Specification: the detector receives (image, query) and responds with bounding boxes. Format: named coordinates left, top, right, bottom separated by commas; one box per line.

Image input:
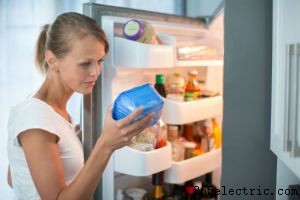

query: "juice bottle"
left=185, top=70, right=201, bottom=99
left=212, top=118, right=222, bottom=148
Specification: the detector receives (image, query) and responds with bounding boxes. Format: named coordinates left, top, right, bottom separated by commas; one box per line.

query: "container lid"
left=123, top=19, right=144, bottom=40
left=155, top=74, right=165, bottom=84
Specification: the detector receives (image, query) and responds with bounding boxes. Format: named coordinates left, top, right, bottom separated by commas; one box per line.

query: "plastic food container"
left=112, top=83, right=164, bottom=126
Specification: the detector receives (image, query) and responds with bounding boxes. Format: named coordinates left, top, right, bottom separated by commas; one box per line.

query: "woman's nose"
left=90, top=63, right=101, bottom=76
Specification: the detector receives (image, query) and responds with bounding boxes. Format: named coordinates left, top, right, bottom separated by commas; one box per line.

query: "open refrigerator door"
left=83, top=3, right=223, bottom=200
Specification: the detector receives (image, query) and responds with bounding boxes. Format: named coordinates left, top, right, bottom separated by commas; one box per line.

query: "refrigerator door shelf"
left=161, top=95, right=223, bottom=125
left=114, top=142, right=172, bottom=176
left=113, top=33, right=174, bottom=68
left=164, top=148, right=222, bottom=184
left=175, top=59, right=223, bottom=67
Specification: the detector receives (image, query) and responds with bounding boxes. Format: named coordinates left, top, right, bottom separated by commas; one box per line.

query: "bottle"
left=185, top=70, right=201, bottom=99
left=154, top=74, right=167, bottom=98
left=152, top=169, right=164, bottom=200
left=154, top=119, right=167, bottom=148
left=183, top=123, right=195, bottom=142
left=199, top=119, right=216, bottom=153
left=152, top=120, right=166, bottom=200
left=212, top=118, right=222, bottom=149
left=167, top=125, right=179, bottom=142
left=172, top=183, right=185, bottom=199
left=201, top=173, right=218, bottom=200
left=123, top=19, right=157, bottom=44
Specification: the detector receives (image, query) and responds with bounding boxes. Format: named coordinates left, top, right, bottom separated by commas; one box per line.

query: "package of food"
left=112, top=83, right=164, bottom=126
left=130, top=127, right=157, bottom=151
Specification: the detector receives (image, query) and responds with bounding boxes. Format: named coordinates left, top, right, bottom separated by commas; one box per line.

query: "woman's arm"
left=19, top=106, right=152, bottom=200
left=7, top=165, right=12, bottom=188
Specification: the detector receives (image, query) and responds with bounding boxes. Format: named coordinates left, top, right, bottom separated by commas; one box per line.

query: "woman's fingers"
left=116, top=107, right=144, bottom=127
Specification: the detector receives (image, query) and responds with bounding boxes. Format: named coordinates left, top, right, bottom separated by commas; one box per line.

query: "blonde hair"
left=35, top=12, right=109, bottom=75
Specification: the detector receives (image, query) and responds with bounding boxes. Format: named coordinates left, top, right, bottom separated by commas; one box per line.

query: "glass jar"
left=167, top=125, right=179, bottom=142
left=166, top=72, right=185, bottom=95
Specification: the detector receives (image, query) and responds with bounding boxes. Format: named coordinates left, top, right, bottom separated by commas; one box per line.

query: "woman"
left=6, top=12, right=153, bottom=200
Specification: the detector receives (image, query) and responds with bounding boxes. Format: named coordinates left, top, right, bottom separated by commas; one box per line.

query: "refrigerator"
left=82, top=3, right=224, bottom=199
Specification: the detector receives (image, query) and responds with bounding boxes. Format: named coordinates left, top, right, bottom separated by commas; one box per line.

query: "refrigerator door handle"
left=288, top=44, right=297, bottom=155
left=284, top=44, right=292, bottom=152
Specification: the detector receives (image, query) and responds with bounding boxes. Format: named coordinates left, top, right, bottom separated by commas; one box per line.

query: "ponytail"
left=35, top=24, right=50, bottom=75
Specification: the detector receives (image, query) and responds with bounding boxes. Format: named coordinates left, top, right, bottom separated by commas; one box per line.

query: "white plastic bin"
left=161, top=96, right=223, bottom=125
left=164, top=148, right=222, bottom=183
left=114, top=142, right=172, bottom=176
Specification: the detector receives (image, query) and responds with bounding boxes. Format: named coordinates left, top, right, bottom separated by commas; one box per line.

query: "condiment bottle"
left=154, top=74, right=166, bottom=98
left=185, top=70, right=201, bottom=99
left=212, top=118, right=222, bottom=149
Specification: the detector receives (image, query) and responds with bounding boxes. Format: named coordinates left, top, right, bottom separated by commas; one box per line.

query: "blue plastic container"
left=112, top=83, right=164, bottom=126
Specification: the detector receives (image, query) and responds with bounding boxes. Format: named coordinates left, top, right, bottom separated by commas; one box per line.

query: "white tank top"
left=7, top=98, right=84, bottom=200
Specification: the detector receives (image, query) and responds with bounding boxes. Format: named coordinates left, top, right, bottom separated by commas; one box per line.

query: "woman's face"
left=57, top=34, right=106, bottom=94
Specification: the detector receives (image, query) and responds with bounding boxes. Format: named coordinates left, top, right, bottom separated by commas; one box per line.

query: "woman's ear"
left=45, top=50, right=59, bottom=71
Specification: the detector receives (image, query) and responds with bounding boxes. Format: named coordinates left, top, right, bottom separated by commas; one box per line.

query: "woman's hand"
left=98, top=106, right=154, bottom=152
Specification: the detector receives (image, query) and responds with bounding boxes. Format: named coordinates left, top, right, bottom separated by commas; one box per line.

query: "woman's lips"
left=84, top=81, right=95, bottom=87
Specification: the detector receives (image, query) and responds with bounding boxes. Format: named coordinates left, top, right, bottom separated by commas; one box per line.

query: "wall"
left=222, top=0, right=277, bottom=200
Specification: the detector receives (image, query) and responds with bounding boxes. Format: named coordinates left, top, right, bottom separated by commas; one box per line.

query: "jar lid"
left=123, top=19, right=144, bottom=40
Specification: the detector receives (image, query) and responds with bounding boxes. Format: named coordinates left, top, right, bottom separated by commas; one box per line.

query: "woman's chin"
left=77, top=88, right=93, bottom=94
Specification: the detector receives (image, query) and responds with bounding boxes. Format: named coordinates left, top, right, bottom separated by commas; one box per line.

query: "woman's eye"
left=80, top=62, right=91, bottom=68
left=98, top=59, right=104, bottom=65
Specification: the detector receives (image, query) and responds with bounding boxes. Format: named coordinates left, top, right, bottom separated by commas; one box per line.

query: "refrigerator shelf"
left=164, top=148, right=222, bottom=184
left=114, top=142, right=172, bottom=176
left=175, top=59, right=223, bottom=67
left=113, top=35, right=174, bottom=68
left=161, top=95, right=223, bottom=125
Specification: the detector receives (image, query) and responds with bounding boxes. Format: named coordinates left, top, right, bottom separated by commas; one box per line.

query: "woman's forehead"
left=69, top=35, right=105, bottom=58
